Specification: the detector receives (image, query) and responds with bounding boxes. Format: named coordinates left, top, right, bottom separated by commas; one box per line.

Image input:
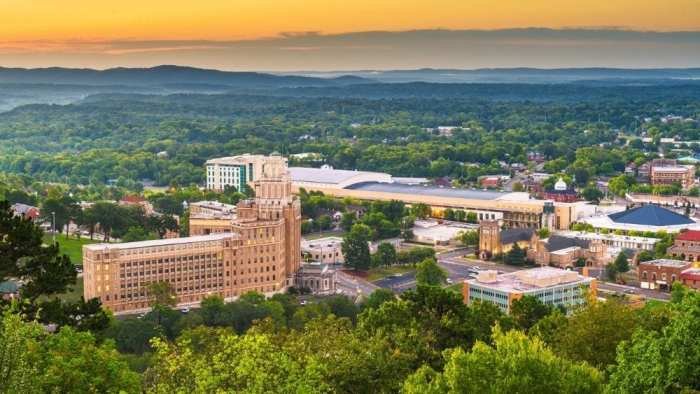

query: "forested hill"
left=273, top=81, right=700, bottom=100
left=0, top=65, right=371, bottom=87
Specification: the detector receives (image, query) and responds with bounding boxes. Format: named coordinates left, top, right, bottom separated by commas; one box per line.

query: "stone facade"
left=83, top=154, right=301, bottom=314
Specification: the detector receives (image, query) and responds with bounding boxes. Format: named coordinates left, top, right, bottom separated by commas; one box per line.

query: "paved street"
left=335, top=247, right=672, bottom=302
left=336, top=270, right=380, bottom=298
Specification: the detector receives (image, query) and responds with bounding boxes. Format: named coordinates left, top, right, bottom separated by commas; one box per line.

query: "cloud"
left=1, top=28, right=699, bottom=70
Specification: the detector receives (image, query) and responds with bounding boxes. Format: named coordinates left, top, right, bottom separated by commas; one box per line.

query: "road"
left=336, top=270, right=380, bottom=298
left=337, top=247, right=672, bottom=302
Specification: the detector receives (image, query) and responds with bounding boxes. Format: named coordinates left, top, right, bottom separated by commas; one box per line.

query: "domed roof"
left=554, top=177, right=568, bottom=191
left=608, top=205, right=694, bottom=226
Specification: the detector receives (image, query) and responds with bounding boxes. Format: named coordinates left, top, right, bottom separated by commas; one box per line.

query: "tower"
left=479, top=220, right=501, bottom=259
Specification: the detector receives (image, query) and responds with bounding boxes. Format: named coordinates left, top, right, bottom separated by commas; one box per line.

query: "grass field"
left=367, top=265, right=416, bottom=282
left=43, top=233, right=99, bottom=265
left=445, top=283, right=463, bottom=293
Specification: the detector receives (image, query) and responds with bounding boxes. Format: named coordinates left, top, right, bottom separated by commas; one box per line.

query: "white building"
left=556, top=231, right=658, bottom=251
left=205, top=154, right=278, bottom=192
left=412, top=220, right=478, bottom=245
left=289, top=165, right=393, bottom=190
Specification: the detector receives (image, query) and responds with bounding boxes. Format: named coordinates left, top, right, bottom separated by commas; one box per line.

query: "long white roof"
left=84, top=233, right=236, bottom=251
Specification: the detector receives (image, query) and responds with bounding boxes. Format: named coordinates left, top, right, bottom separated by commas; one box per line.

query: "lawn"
left=444, top=283, right=463, bottom=293
left=367, top=265, right=416, bottom=282
left=43, top=233, right=99, bottom=265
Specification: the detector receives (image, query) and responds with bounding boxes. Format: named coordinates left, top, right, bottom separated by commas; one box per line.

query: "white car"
left=446, top=278, right=454, bottom=284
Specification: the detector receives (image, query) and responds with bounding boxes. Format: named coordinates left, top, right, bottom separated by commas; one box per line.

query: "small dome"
left=554, top=177, right=567, bottom=191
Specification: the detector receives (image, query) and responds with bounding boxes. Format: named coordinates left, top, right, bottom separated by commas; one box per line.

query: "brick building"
left=680, top=268, right=700, bottom=290
left=669, top=230, right=700, bottom=262
left=638, top=259, right=691, bottom=291
left=83, top=154, right=302, bottom=313
left=650, top=164, right=695, bottom=190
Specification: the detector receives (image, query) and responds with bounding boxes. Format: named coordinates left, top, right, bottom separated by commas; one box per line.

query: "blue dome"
left=608, top=205, right=694, bottom=226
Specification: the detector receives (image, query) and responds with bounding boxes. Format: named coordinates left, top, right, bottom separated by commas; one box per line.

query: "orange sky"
left=2, top=0, right=699, bottom=42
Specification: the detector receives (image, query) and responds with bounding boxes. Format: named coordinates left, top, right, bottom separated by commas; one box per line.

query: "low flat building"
left=294, top=263, right=337, bottom=295
left=680, top=268, right=700, bottom=290
left=463, top=267, right=596, bottom=313
left=638, top=259, right=692, bottom=291
left=556, top=231, right=658, bottom=251
left=412, top=220, right=478, bottom=245
left=301, top=236, right=344, bottom=264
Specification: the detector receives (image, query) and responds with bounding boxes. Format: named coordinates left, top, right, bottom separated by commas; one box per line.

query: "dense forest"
left=1, top=82, right=699, bottom=189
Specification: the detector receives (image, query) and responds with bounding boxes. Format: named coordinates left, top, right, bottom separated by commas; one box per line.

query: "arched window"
left=642, top=271, right=647, bottom=280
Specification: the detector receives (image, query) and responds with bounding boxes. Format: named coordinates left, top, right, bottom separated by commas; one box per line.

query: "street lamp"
left=51, top=211, right=56, bottom=246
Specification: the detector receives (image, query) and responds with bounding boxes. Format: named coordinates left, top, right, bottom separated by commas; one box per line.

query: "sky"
left=1, top=0, right=700, bottom=70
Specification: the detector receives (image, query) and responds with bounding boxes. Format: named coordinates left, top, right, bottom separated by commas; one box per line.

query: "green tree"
left=0, top=311, right=43, bottom=392
left=458, top=230, right=479, bottom=247
left=410, top=203, right=431, bottom=219
left=415, top=258, right=447, bottom=286
left=402, top=328, right=603, bottom=394
left=608, top=290, right=700, bottom=393
left=340, top=212, right=356, bottom=232
left=466, top=212, right=478, bottom=224
left=510, top=295, right=552, bottom=331
left=37, top=325, right=140, bottom=393
left=122, top=226, right=157, bottom=242
left=146, top=330, right=325, bottom=393
left=362, top=288, right=396, bottom=310
left=551, top=298, right=637, bottom=370
left=582, top=185, right=604, bottom=203
left=342, top=224, right=372, bottom=271
left=372, top=242, right=397, bottom=267
left=613, top=251, right=630, bottom=274
left=504, top=243, right=526, bottom=266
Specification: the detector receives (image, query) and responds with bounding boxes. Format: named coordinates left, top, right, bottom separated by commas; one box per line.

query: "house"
left=480, top=176, right=500, bottom=189
left=11, top=203, right=40, bottom=220
left=668, top=230, right=700, bottom=262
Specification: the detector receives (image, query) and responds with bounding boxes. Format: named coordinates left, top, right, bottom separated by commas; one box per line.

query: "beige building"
left=650, top=164, right=695, bottom=190
left=205, top=154, right=277, bottom=192
left=84, top=154, right=302, bottom=314
left=301, top=236, right=344, bottom=264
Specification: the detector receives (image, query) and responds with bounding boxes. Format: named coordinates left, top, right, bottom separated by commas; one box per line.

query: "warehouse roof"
left=348, top=182, right=531, bottom=201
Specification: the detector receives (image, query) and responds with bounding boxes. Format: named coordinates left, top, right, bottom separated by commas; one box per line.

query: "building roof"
left=500, top=228, right=535, bottom=245
left=468, top=267, right=593, bottom=293
left=349, top=182, right=530, bottom=202
left=675, top=230, right=700, bottom=242
left=608, top=205, right=694, bottom=227
left=639, top=259, right=691, bottom=268
left=290, top=167, right=392, bottom=188
left=11, top=203, right=38, bottom=215
left=681, top=268, right=700, bottom=281
left=205, top=154, right=270, bottom=166
left=84, top=233, right=237, bottom=251
left=542, top=235, right=590, bottom=252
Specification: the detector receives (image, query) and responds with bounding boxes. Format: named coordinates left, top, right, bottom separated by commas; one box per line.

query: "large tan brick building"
left=83, top=154, right=301, bottom=313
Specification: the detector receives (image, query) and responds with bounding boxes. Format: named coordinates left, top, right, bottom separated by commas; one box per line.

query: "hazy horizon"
left=2, top=27, right=700, bottom=71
